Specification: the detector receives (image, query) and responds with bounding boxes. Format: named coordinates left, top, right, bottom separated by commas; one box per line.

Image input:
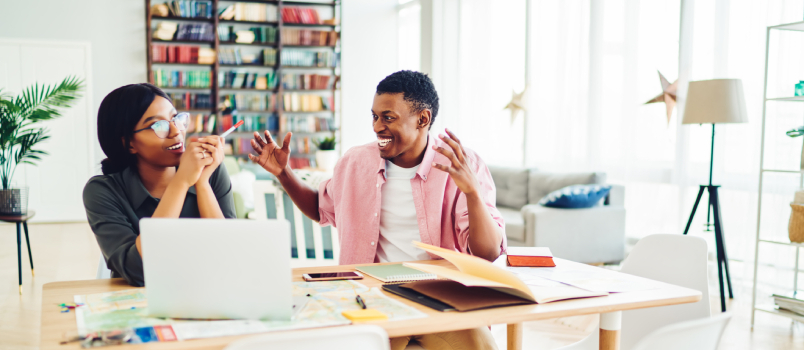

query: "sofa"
left=488, top=167, right=626, bottom=264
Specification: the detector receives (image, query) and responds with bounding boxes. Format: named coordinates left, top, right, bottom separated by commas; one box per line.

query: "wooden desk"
left=40, top=259, right=700, bottom=350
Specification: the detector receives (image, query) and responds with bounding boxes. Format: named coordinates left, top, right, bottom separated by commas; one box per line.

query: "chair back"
left=631, top=313, right=731, bottom=350
left=224, top=325, right=389, bottom=350
left=620, top=234, right=711, bottom=350
left=252, top=180, right=339, bottom=267
left=96, top=255, right=111, bottom=279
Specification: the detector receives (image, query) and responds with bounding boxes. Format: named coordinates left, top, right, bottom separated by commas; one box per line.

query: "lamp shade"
left=682, top=79, right=748, bottom=124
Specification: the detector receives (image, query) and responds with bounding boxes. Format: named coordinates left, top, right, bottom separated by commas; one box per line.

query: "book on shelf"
left=281, top=7, right=323, bottom=25
left=162, top=1, right=212, bottom=19
left=289, top=157, right=312, bottom=169
left=220, top=93, right=276, bottom=112
left=281, top=29, right=338, bottom=46
left=773, top=294, right=804, bottom=316
left=168, top=92, right=212, bottom=110
left=218, top=26, right=277, bottom=44
left=160, top=23, right=215, bottom=42
left=152, top=45, right=215, bottom=64
left=281, top=49, right=337, bottom=67
left=187, top=112, right=214, bottom=133
left=282, top=73, right=332, bottom=90
left=219, top=3, right=278, bottom=22
left=282, top=93, right=333, bottom=112
left=151, top=69, right=211, bottom=88
left=219, top=70, right=277, bottom=90
left=279, top=115, right=336, bottom=133
left=153, top=22, right=178, bottom=40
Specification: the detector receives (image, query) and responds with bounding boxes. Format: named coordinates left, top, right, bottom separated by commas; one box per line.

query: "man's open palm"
left=249, top=131, right=292, bottom=176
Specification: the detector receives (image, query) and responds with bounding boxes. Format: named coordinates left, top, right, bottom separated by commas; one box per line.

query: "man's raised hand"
left=249, top=131, right=292, bottom=176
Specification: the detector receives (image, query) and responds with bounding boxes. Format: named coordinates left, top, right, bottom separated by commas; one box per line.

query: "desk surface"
left=40, top=259, right=701, bottom=350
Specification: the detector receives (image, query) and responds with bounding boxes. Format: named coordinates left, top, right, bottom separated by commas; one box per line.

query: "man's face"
left=371, top=93, right=425, bottom=161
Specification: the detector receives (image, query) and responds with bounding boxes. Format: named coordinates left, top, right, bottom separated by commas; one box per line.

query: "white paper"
left=507, top=260, right=666, bottom=293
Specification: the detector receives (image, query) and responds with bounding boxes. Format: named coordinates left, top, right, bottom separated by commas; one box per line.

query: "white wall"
left=0, top=0, right=147, bottom=171
left=340, top=0, right=399, bottom=152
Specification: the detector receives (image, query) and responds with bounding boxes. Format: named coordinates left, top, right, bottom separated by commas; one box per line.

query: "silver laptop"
left=140, top=218, right=293, bottom=320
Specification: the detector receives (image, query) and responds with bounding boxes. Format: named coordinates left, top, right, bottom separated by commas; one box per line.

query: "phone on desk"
left=303, top=272, right=364, bottom=281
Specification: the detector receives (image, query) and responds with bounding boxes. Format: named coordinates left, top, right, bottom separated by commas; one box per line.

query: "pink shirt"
left=318, top=134, right=506, bottom=265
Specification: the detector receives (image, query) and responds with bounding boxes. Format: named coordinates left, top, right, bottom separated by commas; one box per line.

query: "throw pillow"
left=539, top=184, right=612, bottom=209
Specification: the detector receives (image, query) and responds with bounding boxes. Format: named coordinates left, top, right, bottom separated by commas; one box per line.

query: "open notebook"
left=356, top=264, right=437, bottom=283
left=402, top=242, right=606, bottom=310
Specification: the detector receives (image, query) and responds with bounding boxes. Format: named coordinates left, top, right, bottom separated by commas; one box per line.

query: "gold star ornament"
left=645, top=71, right=678, bottom=123
left=504, top=86, right=527, bottom=123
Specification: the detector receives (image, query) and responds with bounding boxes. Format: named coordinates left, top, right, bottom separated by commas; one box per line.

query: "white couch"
left=489, top=167, right=626, bottom=264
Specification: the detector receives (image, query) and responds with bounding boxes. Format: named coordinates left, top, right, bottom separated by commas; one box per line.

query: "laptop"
left=141, top=218, right=294, bottom=320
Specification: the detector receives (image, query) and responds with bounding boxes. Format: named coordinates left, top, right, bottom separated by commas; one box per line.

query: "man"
left=249, top=70, right=505, bottom=350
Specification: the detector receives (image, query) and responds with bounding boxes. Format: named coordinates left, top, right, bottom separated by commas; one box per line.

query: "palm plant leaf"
left=17, top=76, right=83, bottom=124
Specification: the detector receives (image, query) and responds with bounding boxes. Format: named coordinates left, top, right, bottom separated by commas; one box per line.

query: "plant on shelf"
left=0, top=76, right=84, bottom=214
left=313, top=135, right=337, bottom=171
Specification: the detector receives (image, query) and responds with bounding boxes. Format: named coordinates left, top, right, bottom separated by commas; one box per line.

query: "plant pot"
left=315, top=150, right=338, bottom=171
left=0, top=187, right=29, bottom=215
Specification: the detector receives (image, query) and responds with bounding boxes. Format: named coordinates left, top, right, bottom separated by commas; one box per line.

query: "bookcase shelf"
left=146, top=0, right=342, bottom=169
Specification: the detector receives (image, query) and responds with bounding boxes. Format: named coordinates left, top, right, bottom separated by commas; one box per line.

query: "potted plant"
left=313, top=135, right=338, bottom=171
left=0, top=77, right=83, bottom=214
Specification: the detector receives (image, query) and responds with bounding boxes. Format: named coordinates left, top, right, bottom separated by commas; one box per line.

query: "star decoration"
left=504, top=87, right=527, bottom=123
left=645, top=71, right=678, bottom=123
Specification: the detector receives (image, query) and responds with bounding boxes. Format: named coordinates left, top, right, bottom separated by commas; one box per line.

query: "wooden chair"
left=630, top=313, right=731, bottom=350
left=0, top=210, right=35, bottom=294
left=252, top=180, right=339, bottom=268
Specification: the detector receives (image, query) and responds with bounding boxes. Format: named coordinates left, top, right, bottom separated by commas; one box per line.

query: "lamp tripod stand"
left=682, top=124, right=734, bottom=313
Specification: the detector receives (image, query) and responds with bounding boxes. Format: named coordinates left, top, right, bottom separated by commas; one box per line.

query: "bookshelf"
left=145, top=0, right=341, bottom=167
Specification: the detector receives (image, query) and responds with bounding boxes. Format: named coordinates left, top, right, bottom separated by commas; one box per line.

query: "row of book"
left=151, top=70, right=212, bottom=88
left=281, top=29, right=338, bottom=46
left=219, top=3, right=278, bottom=22
left=283, top=93, right=332, bottom=112
left=168, top=92, right=212, bottom=110
left=281, top=115, right=336, bottom=133
left=281, top=49, right=337, bottom=67
left=219, top=70, right=278, bottom=90
left=282, top=74, right=332, bottom=90
left=219, top=93, right=277, bottom=112
left=281, top=7, right=323, bottom=24
left=161, top=1, right=212, bottom=18
left=218, top=26, right=277, bottom=44
left=152, top=45, right=215, bottom=64
left=218, top=47, right=277, bottom=66
left=174, top=23, right=215, bottom=41
left=220, top=114, right=275, bottom=134
left=188, top=113, right=216, bottom=134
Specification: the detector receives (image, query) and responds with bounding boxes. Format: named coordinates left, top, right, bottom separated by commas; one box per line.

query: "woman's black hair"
left=98, top=83, right=171, bottom=175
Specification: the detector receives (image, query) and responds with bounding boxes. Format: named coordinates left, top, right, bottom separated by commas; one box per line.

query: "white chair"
left=558, top=234, right=712, bottom=350
left=224, top=325, right=390, bottom=350
left=96, top=255, right=111, bottom=279
left=252, top=180, right=340, bottom=268
left=631, top=313, right=731, bottom=350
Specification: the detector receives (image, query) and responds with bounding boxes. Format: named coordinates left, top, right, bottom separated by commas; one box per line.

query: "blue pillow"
left=539, top=185, right=611, bottom=209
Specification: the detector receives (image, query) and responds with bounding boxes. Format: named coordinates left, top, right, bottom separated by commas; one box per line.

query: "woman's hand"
left=249, top=131, right=292, bottom=176
left=173, top=141, right=215, bottom=188
left=431, top=129, right=481, bottom=197
left=195, top=136, right=224, bottom=186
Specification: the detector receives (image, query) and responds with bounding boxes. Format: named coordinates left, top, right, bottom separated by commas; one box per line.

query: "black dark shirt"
left=82, top=165, right=236, bottom=286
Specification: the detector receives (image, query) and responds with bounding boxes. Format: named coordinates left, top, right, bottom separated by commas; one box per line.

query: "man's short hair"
left=376, top=70, right=440, bottom=129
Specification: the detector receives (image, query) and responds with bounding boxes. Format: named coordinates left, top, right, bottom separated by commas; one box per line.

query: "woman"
left=83, top=83, right=235, bottom=286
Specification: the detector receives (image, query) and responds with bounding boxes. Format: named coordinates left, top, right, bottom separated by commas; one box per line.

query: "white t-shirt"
left=376, top=160, right=431, bottom=263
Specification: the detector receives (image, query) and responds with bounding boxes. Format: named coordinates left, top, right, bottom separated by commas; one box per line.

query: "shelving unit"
left=751, top=20, right=804, bottom=327
left=145, top=0, right=341, bottom=166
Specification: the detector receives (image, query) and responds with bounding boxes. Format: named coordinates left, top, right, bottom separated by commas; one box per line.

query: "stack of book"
left=152, top=45, right=215, bottom=64
left=167, top=92, right=212, bottom=110
left=170, top=23, right=215, bottom=42
left=219, top=70, right=277, bottom=90
left=281, top=29, right=338, bottom=46
left=281, top=7, right=322, bottom=24
left=219, top=3, right=278, bottom=22
left=773, top=294, right=804, bottom=316
left=162, top=1, right=212, bottom=18
left=151, top=70, right=212, bottom=88
left=220, top=93, right=276, bottom=112
left=263, top=48, right=278, bottom=66
left=280, top=49, right=337, bottom=67
left=283, top=93, right=332, bottom=112
left=282, top=74, right=332, bottom=90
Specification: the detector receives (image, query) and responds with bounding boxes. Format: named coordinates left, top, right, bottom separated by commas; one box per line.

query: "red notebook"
left=506, top=247, right=555, bottom=267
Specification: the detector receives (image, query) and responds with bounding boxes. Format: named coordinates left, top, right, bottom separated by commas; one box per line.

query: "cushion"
left=539, top=184, right=612, bottom=208
left=497, top=206, right=525, bottom=242
left=528, top=171, right=607, bottom=204
left=487, top=166, right=529, bottom=209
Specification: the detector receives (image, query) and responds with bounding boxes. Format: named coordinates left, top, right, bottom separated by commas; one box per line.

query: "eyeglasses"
left=132, top=113, right=189, bottom=139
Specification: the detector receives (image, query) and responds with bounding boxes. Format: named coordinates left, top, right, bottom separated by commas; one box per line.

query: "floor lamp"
left=681, top=79, right=748, bottom=313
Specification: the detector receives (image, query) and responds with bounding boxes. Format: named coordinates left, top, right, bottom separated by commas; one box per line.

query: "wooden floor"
left=1, top=222, right=803, bottom=350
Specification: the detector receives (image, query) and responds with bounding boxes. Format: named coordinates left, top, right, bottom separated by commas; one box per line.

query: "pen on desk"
left=356, top=295, right=367, bottom=309
left=219, top=120, right=245, bottom=139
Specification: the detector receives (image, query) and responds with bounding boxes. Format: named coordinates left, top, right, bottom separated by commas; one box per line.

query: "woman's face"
left=129, top=96, right=185, bottom=168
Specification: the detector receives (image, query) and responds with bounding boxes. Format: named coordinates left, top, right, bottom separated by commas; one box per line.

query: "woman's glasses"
left=132, top=113, right=189, bottom=139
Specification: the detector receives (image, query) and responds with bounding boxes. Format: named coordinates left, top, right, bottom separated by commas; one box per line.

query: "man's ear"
left=418, top=109, right=432, bottom=129
left=125, top=137, right=137, bottom=155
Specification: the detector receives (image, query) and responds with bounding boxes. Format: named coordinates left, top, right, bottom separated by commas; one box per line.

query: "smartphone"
left=302, top=272, right=364, bottom=281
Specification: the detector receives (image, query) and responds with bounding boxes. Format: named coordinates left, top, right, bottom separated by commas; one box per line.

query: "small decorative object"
left=0, top=76, right=83, bottom=214
left=539, top=184, right=612, bottom=209
left=644, top=71, right=678, bottom=123
left=790, top=189, right=804, bottom=243
left=503, top=86, right=527, bottom=123
left=785, top=126, right=804, bottom=170
left=313, top=135, right=337, bottom=171
left=795, top=80, right=804, bottom=96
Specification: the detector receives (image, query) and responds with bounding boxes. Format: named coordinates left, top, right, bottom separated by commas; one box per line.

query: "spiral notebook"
left=356, top=264, right=438, bottom=283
